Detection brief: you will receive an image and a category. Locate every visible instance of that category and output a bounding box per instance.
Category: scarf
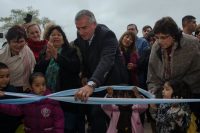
[162,49,171,80]
[45,48,62,92]
[0,44,36,88]
[27,39,47,61]
[161,43,177,80]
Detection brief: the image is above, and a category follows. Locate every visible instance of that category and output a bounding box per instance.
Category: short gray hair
[75,9,96,23]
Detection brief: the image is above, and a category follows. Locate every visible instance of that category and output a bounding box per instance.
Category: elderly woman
[147,16,200,132]
[0,25,36,92]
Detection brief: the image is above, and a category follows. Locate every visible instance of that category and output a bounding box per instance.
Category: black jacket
[34,43,82,112]
[74,24,128,88]
[34,43,81,91]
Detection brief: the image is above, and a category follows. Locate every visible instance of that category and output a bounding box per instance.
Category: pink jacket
[0,89,64,133]
[102,104,147,133]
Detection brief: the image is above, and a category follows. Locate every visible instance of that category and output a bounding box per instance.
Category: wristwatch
[87,81,96,89]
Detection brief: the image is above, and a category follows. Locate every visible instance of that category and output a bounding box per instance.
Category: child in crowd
[150,80,191,133]
[0,72,64,133]
[0,62,22,133]
[102,87,147,133]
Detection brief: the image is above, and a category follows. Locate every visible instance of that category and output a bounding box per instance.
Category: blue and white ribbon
[0,86,199,105]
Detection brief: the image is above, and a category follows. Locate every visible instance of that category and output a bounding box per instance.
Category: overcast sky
[0,0,199,41]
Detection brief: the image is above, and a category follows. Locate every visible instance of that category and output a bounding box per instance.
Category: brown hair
[6,25,27,43]
[119,31,136,53]
[142,25,152,31]
[153,16,182,43]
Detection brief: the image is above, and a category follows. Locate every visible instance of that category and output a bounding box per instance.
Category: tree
[41,17,52,29]
[0,6,51,31]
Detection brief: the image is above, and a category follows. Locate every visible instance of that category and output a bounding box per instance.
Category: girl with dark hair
[150,80,191,133]
[0,72,64,133]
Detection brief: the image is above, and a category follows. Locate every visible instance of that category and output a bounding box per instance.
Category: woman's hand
[46,41,58,59]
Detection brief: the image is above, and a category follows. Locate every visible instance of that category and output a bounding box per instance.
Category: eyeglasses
[155,35,170,40]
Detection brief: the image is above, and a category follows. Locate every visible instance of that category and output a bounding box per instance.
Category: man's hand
[75,85,94,102]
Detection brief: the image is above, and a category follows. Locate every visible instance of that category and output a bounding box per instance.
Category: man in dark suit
[74,9,128,133]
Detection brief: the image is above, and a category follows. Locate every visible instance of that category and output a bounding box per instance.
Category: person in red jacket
[26,23,48,62]
[0,72,64,133]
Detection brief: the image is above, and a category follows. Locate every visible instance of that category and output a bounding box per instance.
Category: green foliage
[0,6,51,31]
[41,17,51,29]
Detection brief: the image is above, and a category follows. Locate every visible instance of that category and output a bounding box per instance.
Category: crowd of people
[0,9,200,133]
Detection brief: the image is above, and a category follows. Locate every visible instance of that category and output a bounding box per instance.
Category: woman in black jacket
[34,25,84,133]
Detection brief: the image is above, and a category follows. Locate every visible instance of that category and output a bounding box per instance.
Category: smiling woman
[0,25,36,92]
[26,23,48,62]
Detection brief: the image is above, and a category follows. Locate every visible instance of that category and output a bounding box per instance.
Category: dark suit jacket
[74,24,128,91]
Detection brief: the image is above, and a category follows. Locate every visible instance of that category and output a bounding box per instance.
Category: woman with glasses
[147,16,200,132]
